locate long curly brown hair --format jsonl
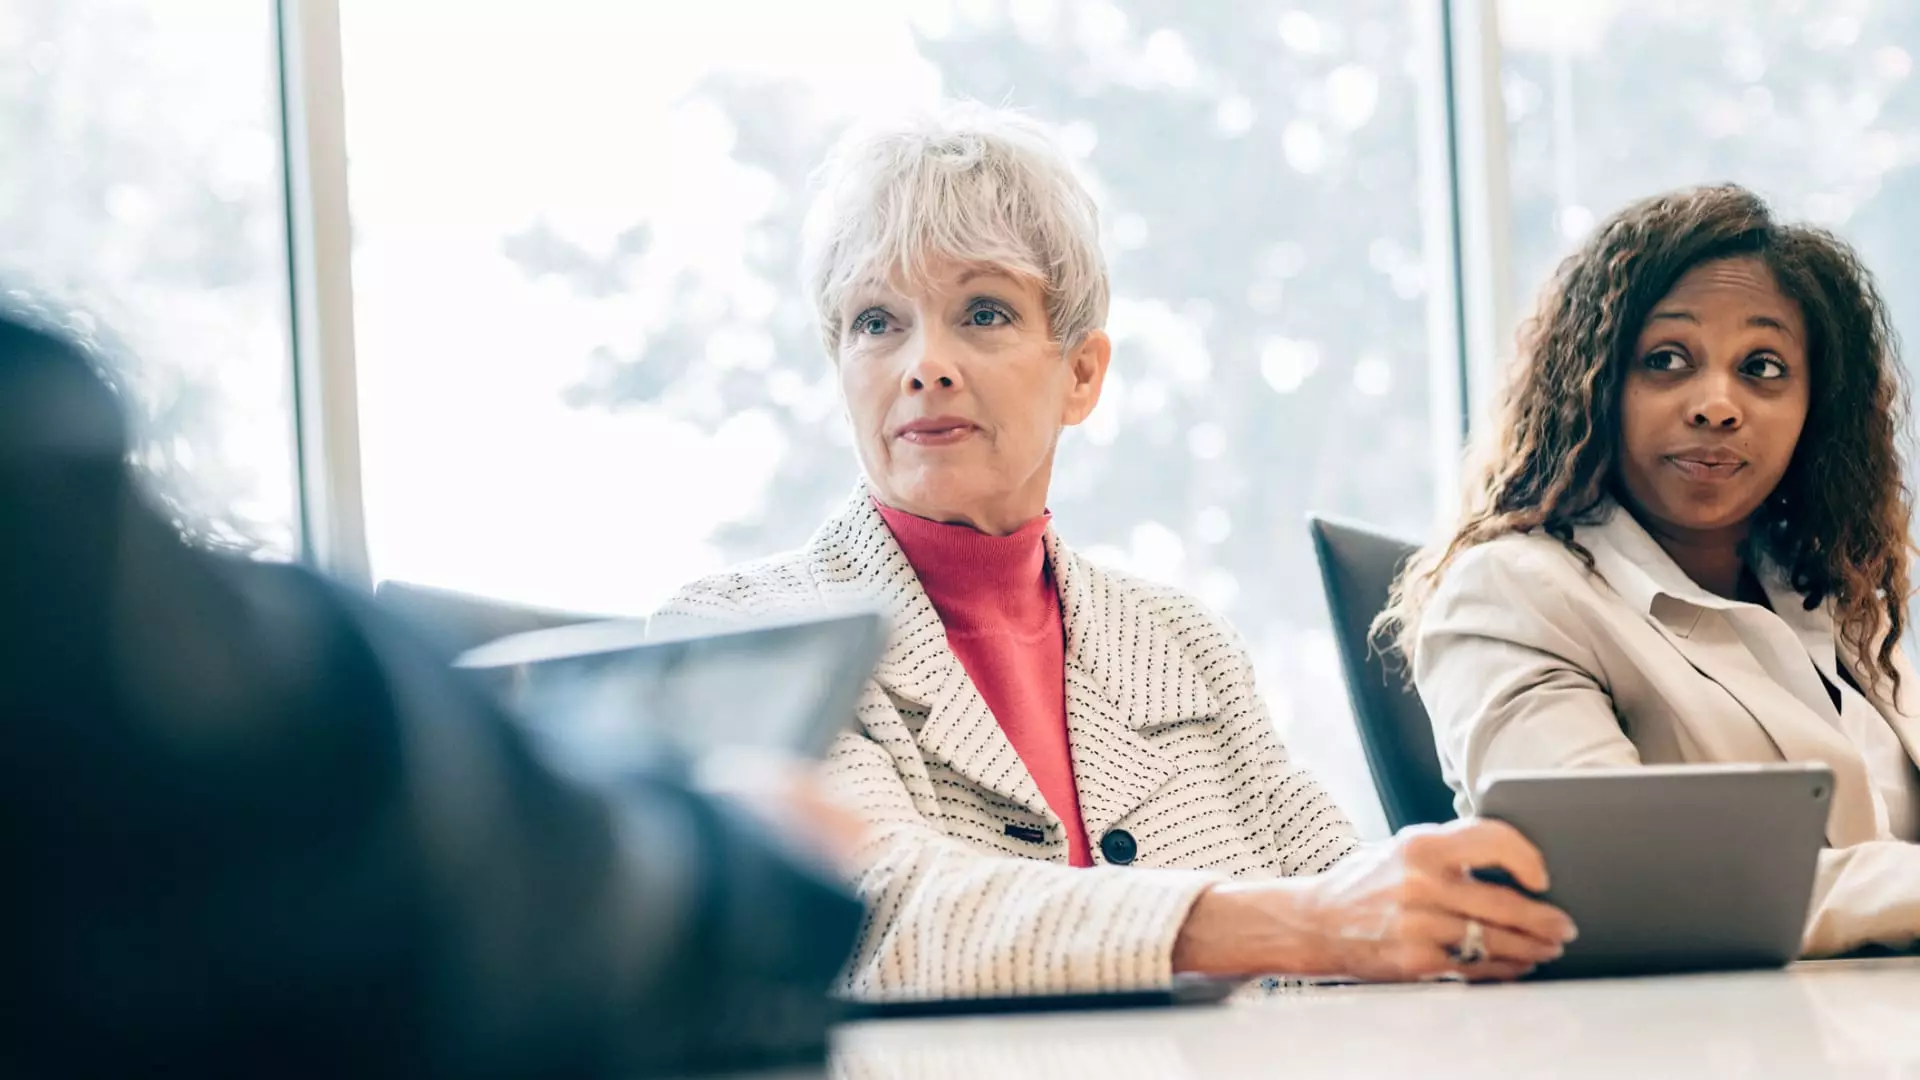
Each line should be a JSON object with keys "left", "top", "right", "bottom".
{"left": 1379, "top": 185, "right": 1914, "bottom": 695}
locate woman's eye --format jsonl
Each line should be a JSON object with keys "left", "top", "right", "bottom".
{"left": 965, "top": 303, "right": 1011, "bottom": 327}
{"left": 1744, "top": 355, "right": 1788, "bottom": 379}
{"left": 851, "top": 310, "right": 892, "bottom": 336}
{"left": 1643, "top": 349, "right": 1688, "bottom": 372}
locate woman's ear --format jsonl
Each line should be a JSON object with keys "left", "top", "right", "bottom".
{"left": 1060, "top": 329, "right": 1111, "bottom": 427}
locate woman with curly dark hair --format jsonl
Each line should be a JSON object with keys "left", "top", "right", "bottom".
{"left": 1381, "top": 184, "right": 1920, "bottom": 956}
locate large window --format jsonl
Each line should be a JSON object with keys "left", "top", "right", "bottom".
{"left": 1501, "top": 0, "right": 1920, "bottom": 351}
{"left": 0, "top": 0, "right": 298, "bottom": 554}
{"left": 341, "top": 0, "right": 1450, "bottom": 833}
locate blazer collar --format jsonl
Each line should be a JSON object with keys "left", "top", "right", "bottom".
{"left": 1576, "top": 501, "right": 1914, "bottom": 701}
{"left": 802, "top": 484, "right": 1216, "bottom": 830}
{"left": 1575, "top": 502, "right": 1797, "bottom": 622}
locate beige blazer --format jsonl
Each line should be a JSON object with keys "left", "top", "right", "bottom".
{"left": 653, "top": 489, "right": 1357, "bottom": 1000}
{"left": 1414, "top": 503, "right": 1920, "bottom": 956}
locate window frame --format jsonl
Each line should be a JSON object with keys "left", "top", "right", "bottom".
{"left": 277, "top": 0, "right": 370, "bottom": 586}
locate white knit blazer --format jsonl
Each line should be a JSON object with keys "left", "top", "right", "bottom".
{"left": 652, "top": 489, "right": 1358, "bottom": 1000}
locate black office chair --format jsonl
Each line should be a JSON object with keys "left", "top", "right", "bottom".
{"left": 1307, "top": 515, "right": 1457, "bottom": 831}
{"left": 373, "top": 579, "right": 607, "bottom": 658}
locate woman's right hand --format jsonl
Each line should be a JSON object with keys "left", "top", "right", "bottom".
{"left": 1172, "top": 818, "right": 1579, "bottom": 982}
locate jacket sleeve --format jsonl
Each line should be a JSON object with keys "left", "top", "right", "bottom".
{"left": 1802, "top": 844, "right": 1920, "bottom": 956}
{"left": 1412, "top": 543, "right": 1642, "bottom": 797}
{"left": 0, "top": 315, "right": 860, "bottom": 1077}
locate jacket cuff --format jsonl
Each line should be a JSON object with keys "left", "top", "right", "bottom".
{"left": 1054, "top": 868, "right": 1227, "bottom": 991}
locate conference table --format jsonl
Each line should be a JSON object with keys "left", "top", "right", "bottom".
{"left": 819, "top": 958, "right": 1920, "bottom": 1078}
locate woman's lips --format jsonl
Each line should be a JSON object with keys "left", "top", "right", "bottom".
{"left": 1664, "top": 455, "right": 1746, "bottom": 482}
{"left": 895, "top": 418, "right": 978, "bottom": 446}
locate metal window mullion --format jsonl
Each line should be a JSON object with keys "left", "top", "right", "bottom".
{"left": 1446, "top": 0, "right": 1518, "bottom": 431}
{"left": 276, "top": 0, "right": 370, "bottom": 588}
{"left": 1414, "top": 0, "right": 1467, "bottom": 530}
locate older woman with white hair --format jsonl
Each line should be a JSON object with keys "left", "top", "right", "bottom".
{"left": 655, "top": 101, "right": 1577, "bottom": 1000}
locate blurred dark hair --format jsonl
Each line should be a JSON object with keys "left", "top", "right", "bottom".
{"left": 1380, "top": 185, "right": 1914, "bottom": 694}
{"left": 0, "top": 279, "right": 247, "bottom": 553}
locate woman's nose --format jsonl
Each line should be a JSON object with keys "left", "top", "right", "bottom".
{"left": 900, "top": 338, "right": 962, "bottom": 393}
{"left": 1688, "top": 400, "right": 1742, "bottom": 429}
{"left": 1687, "top": 375, "right": 1742, "bottom": 429}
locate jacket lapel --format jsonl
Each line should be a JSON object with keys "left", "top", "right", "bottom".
{"left": 1048, "top": 533, "right": 1217, "bottom": 840}
{"left": 804, "top": 489, "right": 1051, "bottom": 818}
{"left": 1579, "top": 510, "right": 1881, "bottom": 845}
{"left": 1652, "top": 603, "right": 1881, "bottom": 844}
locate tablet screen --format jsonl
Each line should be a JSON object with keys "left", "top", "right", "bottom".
{"left": 458, "top": 612, "right": 886, "bottom": 773}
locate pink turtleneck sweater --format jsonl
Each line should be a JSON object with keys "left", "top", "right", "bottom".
{"left": 875, "top": 501, "right": 1093, "bottom": 867}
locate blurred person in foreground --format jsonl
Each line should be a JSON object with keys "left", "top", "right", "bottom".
{"left": 1384, "top": 185, "right": 1920, "bottom": 956}
{"left": 0, "top": 303, "right": 862, "bottom": 1077}
{"left": 652, "top": 101, "right": 1577, "bottom": 1001}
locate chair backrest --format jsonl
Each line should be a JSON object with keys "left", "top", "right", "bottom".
{"left": 373, "top": 580, "right": 605, "bottom": 658}
{"left": 1307, "top": 515, "right": 1457, "bottom": 832}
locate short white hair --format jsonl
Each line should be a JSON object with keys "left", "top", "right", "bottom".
{"left": 800, "top": 101, "right": 1110, "bottom": 357}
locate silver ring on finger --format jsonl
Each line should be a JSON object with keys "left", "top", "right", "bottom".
{"left": 1448, "top": 917, "right": 1487, "bottom": 966}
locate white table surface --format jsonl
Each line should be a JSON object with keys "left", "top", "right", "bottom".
{"left": 825, "top": 959, "right": 1920, "bottom": 1079}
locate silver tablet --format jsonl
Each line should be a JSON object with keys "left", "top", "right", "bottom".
{"left": 1473, "top": 762, "right": 1832, "bottom": 978}
{"left": 456, "top": 610, "right": 887, "bottom": 772}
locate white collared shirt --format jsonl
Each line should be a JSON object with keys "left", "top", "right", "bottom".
{"left": 1586, "top": 507, "right": 1920, "bottom": 842}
